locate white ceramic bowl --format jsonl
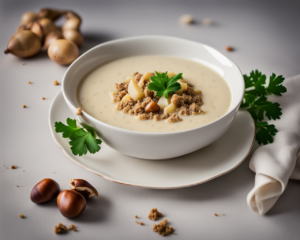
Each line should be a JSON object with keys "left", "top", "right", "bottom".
{"left": 62, "top": 36, "right": 244, "bottom": 160}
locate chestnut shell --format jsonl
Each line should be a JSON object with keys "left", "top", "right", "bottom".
{"left": 30, "top": 178, "right": 60, "bottom": 204}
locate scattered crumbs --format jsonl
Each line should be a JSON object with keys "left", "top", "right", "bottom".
{"left": 221, "top": 213, "right": 225, "bottom": 216}
{"left": 54, "top": 223, "right": 68, "bottom": 234}
{"left": 42, "top": 97, "right": 45, "bottom": 100}
{"left": 22, "top": 63, "right": 25, "bottom": 65}
{"left": 28, "top": 81, "right": 31, "bottom": 84}
{"left": 23, "top": 105, "right": 26, "bottom": 108}
{"left": 53, "top": 172, "right": 55, "bottom": 173}
{"left": 202, "top": 18, "right": 212, "bottom": 26}
{"left": 135, "top": 215, "right": 138, "bottom": 218}
{"left": 23, "top": 170, "right": 25, "bottom": 172}
{"left": 135, "top": 220, "right": 144, "bottom": 226}
{"left": 226, "top": 46, "right": 234, "bottom": 52}
{"left": 76, "top": 108, "right": 82, "bottom": 115}
{"left": 153, "top": 218, "right": 173, "bottom": 236}
{"left": 11, "top": 165, "right": 17, "bottom": 169}
{"left": 17, "top": 185, "right": 19, "bottom": 187}
{"left": 148, "top": 208, "right": 162, "bottom": 221}
{"left": 19, "top": 214, "right": 24, "bottom": 218}
{"left": 180, "top": 14, "right": 194, "bottom": 24}
{"left": 69, "top": 224, "right": 77, "bottom": 232}
{"left": 53, "top": 80, "right": 60, "bottom": 85}
{"left": 214, "top": 213, "right": 218, "bottom": 216}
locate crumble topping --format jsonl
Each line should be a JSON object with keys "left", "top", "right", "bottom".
{"left": 111, "top": 72, "right": 205, "bottom": 123}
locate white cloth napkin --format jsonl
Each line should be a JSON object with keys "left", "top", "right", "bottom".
{"left": 247, "top": 75, "right": 300, "bottom": 215}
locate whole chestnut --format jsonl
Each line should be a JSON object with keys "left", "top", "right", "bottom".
{"left": 30, "top": 178, "right": 60, "bottom": 204}
{"left": 57, "top": 190, "right": 86, "bottom": 218}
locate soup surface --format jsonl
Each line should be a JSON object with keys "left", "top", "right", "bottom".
{"left": 77, "top": 55, "right": 231, "bottom": 133}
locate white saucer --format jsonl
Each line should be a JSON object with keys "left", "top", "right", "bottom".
{"left": 49, "top": 91, "right": 255, "bottom": 189}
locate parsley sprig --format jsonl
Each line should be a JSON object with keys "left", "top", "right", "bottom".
{"left": 148, "top": 71, "right": 182, "bottom": 98}
{"left": 240, "top": 70, "right": 286, "bottom": 145}
{"left": 55, "top": 118, "right": 102, "bottom": 156}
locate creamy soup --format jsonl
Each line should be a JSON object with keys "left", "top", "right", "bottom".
{"left": 77, "top": 55, "right": 231, "bottom": 133}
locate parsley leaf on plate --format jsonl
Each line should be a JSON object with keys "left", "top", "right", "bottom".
{"left": 240, "top": 70, "right": 286, "bottom": 145}
{"left": 148, "top": 71, "right": 182, "bottom": 98}
{"left": 55, "top": 118, "right": 102, "bottom": 156}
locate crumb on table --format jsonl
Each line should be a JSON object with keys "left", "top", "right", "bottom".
{"left": 148, "top": 208, "right": 162, "bottom": 221}
{"left": 23, "top": 105, "right": 26, "bottom": 108}
{"left": 11, "top": 165, "right": 17, "bottom": 169}
{"left": 22, "top": 63, "right": 25, "bottom": 65}
{"left": 28, "top": 81, "right": 31, "bottom": 84}
{"left": 69, "top": 224, "right": 77, "bottom": 232}
{"left": 135, "top": 220, "right": 144, "bottom": 226}
{"left": 226, "top": 46, "right": 234, "bottom": 52}
{"left": 53, "top": 80, "right": 60, "bottom": 85}
{"left": 214, "top": 213, "right": 218, "bottom": 216}
{"left": 19, "top": 214, "right": 24, "bottom": 218}
{"left": 42, "top": 97, "right": 45, "bottom": 100}
{"left": 153, "top": 218, "right": 173, "bottom": 236}
{"left": 135, "top": 215, "right": 138, "bottom": 218}
{"left": 54, "top": 223, "right": 68, "bottom": 234}
{"left": 180, "top": 14, "right": 194, "bottom": 24}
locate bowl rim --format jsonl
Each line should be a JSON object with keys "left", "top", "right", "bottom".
{"left": 62, "top": 35, "right": 244, "bottom": 136}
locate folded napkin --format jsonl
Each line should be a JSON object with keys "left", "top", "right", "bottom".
{"left": 247, "top": 75, "right": 300, "bottom": 215}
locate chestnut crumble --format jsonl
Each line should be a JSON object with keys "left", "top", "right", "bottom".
{"left": 153, "top": 218, "right": 173, "bottom": 236}
{"left": 148, "top": 208, "right": 162, "bottom": 221}
{"left": 54, "top": 223, "right": 68, "bottom": 234}
{"left": 112, "top": 72, "right": 204, "bottom": 123}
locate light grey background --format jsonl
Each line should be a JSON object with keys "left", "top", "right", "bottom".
{"left": 1, "top": 0, "right": 300, "bottom": 239}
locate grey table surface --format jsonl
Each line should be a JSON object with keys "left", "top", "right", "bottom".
{"left": 1, "top": 0, "right": 300, "bottom": 239}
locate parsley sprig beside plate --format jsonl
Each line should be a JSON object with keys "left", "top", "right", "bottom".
{"left": 148, "top": 71, "right": 182, "bottom": 98}
{"left": 240, "top": 70, "right": 286, "bottom": 145}
{"left": 55, "top": 118, "right": 102, "bottom": 156}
